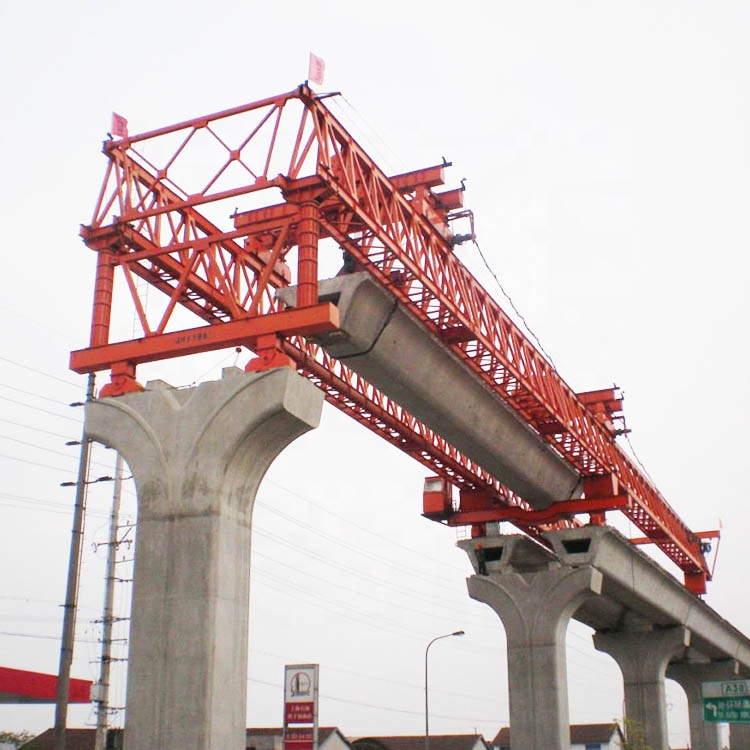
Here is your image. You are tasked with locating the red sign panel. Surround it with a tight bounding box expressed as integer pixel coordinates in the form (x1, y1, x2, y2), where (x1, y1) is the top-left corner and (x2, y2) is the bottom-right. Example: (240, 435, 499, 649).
(285, 701, 314, 723)
(285, 728, 314, 750)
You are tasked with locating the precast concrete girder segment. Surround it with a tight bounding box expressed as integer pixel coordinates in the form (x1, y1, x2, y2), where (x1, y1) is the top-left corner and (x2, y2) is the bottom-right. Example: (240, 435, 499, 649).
(459, 527, 750, 671)
(279, 273, 582, 507)
(545, 526, 750, 668)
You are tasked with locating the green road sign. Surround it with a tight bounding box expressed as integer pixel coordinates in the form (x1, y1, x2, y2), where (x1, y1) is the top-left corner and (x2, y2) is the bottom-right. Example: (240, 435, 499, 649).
(702, 680, 750, 723)
(703, 696, 750, 723)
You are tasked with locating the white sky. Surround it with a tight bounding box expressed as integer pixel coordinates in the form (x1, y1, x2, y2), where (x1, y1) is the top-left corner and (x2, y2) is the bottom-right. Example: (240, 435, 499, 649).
(2, 1, 750, 746)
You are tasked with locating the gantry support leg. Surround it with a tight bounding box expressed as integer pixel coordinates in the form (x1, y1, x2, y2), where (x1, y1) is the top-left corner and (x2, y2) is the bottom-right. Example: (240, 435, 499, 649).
(667, 658, 737, 750)
(459, 536, 602, 750)
(85, 367, 324, 750)
(594, 622, 690, 750)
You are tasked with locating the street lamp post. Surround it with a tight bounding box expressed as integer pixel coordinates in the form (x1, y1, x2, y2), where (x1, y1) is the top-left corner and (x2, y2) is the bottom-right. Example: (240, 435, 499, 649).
(425, 630, 465, 750)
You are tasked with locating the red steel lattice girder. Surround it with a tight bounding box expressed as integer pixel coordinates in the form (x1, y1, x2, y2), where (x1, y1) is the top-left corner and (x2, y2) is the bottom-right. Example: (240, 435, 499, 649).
(72, 85, 709, 592)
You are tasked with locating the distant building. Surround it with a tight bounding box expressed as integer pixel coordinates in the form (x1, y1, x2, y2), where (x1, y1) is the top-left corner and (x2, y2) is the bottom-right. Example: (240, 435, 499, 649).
(22, 726, 350, 750)
(493, 722, 624, 750)
(18, 728, 121, 750)
(247, 727, 353, 750)
(350, 734, 490, 750)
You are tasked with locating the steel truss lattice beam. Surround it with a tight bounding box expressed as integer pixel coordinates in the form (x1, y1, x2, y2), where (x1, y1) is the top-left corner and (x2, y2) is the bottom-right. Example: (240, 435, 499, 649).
(70, 85, 711, 593)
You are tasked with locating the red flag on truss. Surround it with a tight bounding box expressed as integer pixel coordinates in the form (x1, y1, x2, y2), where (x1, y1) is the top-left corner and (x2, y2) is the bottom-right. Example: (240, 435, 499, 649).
(308, 52, 325, 87)
(111, 112, 128, 138)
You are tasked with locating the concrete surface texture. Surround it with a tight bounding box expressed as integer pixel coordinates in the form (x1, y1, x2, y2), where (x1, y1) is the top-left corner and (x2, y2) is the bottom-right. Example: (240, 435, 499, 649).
(731, 723, 750, 749)
(84, 367, 324, 750)
(278, 273, 581, 507)
(667, 660, 736, 750)
(594, 625, 690, 750)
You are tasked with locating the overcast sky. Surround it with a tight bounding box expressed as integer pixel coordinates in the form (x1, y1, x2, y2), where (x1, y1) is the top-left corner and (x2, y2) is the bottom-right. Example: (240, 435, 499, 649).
(2, 1, 750, 747)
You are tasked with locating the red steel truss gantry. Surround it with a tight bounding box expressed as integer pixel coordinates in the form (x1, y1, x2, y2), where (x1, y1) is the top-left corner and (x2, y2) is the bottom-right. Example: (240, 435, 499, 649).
(70, 85, 713, 594)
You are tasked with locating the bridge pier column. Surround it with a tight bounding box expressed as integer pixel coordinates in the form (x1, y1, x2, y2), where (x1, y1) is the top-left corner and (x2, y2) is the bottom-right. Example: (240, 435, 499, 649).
(594, 622, 690, 750)
(460, 536, 602, 750)
(667, 658, 736, 750)
(731, 722, 750, 749)
(85, 367, 324, 750)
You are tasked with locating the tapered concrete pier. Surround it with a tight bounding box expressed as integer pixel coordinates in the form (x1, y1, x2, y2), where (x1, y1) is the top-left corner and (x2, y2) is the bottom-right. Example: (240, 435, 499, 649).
(594, 624, 690, 750)
(85, 367, 324, 750)
(731, 723, 750, 748)
(460, 535, 602, 750)
(666, 659, 736, 750)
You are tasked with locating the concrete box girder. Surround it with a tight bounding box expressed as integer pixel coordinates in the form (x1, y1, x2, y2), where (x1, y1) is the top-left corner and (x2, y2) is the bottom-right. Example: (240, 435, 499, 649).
(544, 527, 750, 668)
(460, 529, 750, 750)
(460, 528, 750, 669)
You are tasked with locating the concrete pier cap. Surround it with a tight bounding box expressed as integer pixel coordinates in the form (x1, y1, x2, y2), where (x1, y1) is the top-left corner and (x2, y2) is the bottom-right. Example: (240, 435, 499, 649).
(278, 272, 581, 507)
(85, 366, 324, 517)
(84, 366, 324, 750)
(457, 531, 558, 576)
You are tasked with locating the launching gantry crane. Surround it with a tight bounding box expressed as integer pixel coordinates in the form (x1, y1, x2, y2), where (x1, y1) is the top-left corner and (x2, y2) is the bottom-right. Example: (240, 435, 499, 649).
(70, 85, 717, 595)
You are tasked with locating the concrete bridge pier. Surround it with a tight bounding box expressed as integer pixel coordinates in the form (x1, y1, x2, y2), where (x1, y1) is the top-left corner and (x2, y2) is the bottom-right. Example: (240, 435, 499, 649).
(460, 536, 602, 750)
(731, 723, 750, 749)
(85, 367, 324, 750)
(666, 658, 737, 750)
(594, 622, 690, 750)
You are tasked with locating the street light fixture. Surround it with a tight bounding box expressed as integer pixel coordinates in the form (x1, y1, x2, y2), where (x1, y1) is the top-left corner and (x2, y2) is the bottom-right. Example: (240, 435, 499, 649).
(425, 630, 465, 750)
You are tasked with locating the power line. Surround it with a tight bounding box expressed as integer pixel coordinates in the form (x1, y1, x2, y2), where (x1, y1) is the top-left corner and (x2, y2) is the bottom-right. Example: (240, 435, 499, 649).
(250, 525, 485, 632)
(0, 452, 71, 473)
(246, 671, 504, 726)
(252, 550, 480, 637)
(260, 480, 464, 577)
(0, 493, 112, 520)
(0, 466, 612, 688)
(0, 434, 84, 463)
(254, 500, 471, 604)
(0, 382, 81, 406)
(249, 646, 503, 708)
(0, 433, 116, 473)
(0, 630, 101, 645)
(323, 690, 502, 725)
(0, 356, 81, 389)
(471, 237, 558, 369)
(0, 395, 82, 423)
(0, 417, 73, 440)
